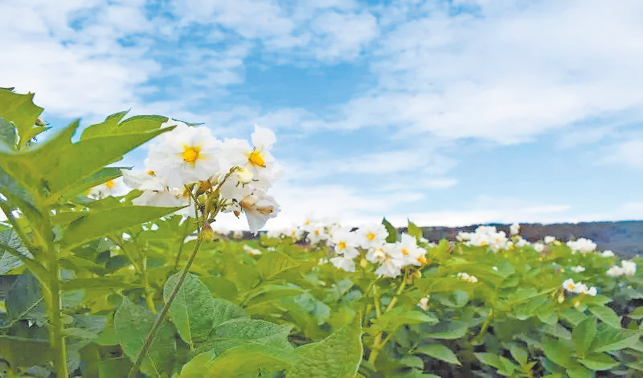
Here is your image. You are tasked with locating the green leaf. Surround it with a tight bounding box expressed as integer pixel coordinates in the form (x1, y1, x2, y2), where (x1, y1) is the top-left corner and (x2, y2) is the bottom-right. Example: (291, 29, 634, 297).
(424, 322, 468, 339)
(415, 343, 460, 365)
(370, 308, 438, 334)
(244, 284, 306, 308)
(61, 166, 128, 199)
(573, 316, 596, 357)
(181, 345, 296, 377)
(113, 297, 176, 377)
(542, 336, 572, 368)
(407, 219, 423, 240)
(257, 251, 302, 280)
(6, 272, 47, 325)
(198, 318, 293, 355)
(60, 205, 183, 249)
(0, 120, 171, 204)
(382, 217, 398, 243)
(0, 88, 44, 149)
(474, 353, 503, 370)
(61, 277, 143, 291)
(579, 353, 618, 370)
(591, 326, 640, 353)
(0, 118, 17, 148)
(200, 276, 238, 301)
(509, 344, 528, 366)
(630, 307, 643, 320)
(0, 336, 52, 368)
(287, 315, 363, 378)
(164, 273, 248, 346)
(588, 305, 621, 329)
(81, 112, 168, 140)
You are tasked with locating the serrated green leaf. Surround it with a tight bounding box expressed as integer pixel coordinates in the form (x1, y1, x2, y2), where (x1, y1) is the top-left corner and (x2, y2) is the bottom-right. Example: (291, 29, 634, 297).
(60, 205, 183, 249)
(80, 110, 130, 140)
(164, 273, 248, 346)
(382, 217, 398, 243)
(579, 353, 618, 370)
(573, 316, 596, 357)
(0, 88, 44, 149)
(0, 121, 171, 204)
(288, 315, 363, 378)
(61, 166, 128, 199)
(415, 343, 460, 365)
(588, 305, 621, 329)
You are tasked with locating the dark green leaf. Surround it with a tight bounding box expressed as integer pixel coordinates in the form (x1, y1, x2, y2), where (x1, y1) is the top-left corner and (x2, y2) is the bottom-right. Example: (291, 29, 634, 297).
(573, 316, 596, 357)
(382, 217, 398, 243)
(415, 343, 460, 365)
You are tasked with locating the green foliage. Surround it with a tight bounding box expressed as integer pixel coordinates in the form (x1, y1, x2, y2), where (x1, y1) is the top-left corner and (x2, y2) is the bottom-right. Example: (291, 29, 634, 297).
(288, 315, 363, 378)
(0, 89, 642, 377)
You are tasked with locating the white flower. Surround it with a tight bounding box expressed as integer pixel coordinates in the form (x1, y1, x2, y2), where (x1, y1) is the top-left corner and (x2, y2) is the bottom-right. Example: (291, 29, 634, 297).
(417, 296, 430, 311)
(146, 123, 224, 188)
(358, 224, 388, 249)
(544, 236, 556, 244)
(283, 226, 304, 241)
(533, 242, 545, 253)
(330, 256, 356, 272)
(238, 191, 280, 234)
(331, 228, 360, 259)
(600, 250, 615, 258)
(396, 234, 428, 266)
(562, 278, 587, 294)
(607, 265, 625, 277)
(88, 177, 128, 199)
(266, 229, 282, 239)
(510, 223, 520, 235)
(365, 246, 386, 264)
(222, 125, 277, 177)
(306, 225, 328, 245)
(243, 244, 262, 255)
(621, 260, 637, 276)
(585, 287, 597, 296)
(515, 237, 530, 248)
(566, 238, 597, 254)
(571, 266, 586, 273)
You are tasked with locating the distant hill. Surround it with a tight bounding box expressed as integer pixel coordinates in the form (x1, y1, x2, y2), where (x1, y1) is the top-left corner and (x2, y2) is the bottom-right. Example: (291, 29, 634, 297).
(413, 221, 643, 257)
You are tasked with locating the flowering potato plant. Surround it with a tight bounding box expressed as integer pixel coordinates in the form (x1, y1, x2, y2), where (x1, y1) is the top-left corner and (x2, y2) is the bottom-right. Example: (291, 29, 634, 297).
(0, 88, 641, 378)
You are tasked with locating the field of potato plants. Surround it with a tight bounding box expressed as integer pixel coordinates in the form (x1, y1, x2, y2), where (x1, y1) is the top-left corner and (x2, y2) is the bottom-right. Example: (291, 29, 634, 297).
(0, 87, 642, 378)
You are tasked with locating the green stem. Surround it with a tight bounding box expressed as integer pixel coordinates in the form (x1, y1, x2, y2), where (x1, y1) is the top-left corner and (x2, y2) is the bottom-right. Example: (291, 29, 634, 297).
(47, 253, 68, 378)
(127, 237, 204, 378)
(173, 219, 191, 271)
(368, 271, 409, 364)
(472, 309, 494, 345)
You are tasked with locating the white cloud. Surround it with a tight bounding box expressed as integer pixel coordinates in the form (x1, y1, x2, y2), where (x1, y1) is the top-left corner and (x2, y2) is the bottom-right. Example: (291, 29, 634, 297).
(310, 11, 379, 60)
(604, 139, 643, 169)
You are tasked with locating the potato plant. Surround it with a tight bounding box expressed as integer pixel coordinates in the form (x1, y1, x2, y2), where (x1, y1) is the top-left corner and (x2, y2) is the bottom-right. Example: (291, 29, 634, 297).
(0, 89, 641, 377)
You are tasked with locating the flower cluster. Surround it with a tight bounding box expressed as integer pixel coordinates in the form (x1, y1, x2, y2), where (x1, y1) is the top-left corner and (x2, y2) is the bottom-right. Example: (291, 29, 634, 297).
(566, 238, 597, 254)
(606, 260, 637, 277)
(120, 119, 282, 233)
(457, 226, 512, 252)
(457, 272, 478, 283)
(562, 278, 597, 296)
(302, 221, 429, 278)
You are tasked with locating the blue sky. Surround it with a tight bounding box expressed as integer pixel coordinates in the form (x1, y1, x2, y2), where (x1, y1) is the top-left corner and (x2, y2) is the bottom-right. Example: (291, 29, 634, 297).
(2, 0, 643, 230)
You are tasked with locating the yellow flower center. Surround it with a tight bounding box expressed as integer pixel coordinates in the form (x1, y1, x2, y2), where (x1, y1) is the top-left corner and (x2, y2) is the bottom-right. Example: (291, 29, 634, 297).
(147, 170, 155, 176)
(402, 248, 409, 256)
(105, 180, 115, 189)
(338, 242, 346, 251)
(182, 146, 201, 164)
(314, 230, 320, 236)
(367, 232, 375, 241)
(418, 256, 428, 265)
(248, 149, 266, 167)
(569, 284, 575, 290)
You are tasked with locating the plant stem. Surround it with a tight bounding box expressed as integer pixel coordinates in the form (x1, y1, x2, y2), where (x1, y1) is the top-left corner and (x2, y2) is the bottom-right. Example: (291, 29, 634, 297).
(173, 219, 191, 271)
(368, 271, 409, 364)
(47, 252, 68, 378)
(127, 237, 204, 378)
